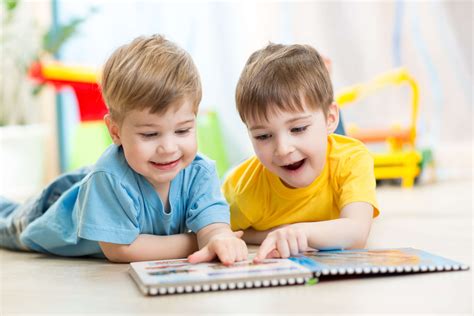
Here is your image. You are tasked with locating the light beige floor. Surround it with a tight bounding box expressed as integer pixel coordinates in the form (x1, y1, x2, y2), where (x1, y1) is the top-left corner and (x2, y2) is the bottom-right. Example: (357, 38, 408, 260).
(1, 174, 472, 314)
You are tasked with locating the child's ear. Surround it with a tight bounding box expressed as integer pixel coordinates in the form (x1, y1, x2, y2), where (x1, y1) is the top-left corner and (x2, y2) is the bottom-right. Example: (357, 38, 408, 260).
(326, 102, 340, 135)
(104, 114, 122, 145)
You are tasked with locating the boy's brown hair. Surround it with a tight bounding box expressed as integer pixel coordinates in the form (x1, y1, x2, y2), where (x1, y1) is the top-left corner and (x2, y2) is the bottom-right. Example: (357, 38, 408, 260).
(235, 43, 333, 124)
(100, 34, 202, 123)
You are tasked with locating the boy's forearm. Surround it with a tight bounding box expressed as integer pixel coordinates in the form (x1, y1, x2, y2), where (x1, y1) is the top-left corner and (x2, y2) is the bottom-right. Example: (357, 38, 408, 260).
(296, 218, 372, 250)
(100, 233, 198, 263)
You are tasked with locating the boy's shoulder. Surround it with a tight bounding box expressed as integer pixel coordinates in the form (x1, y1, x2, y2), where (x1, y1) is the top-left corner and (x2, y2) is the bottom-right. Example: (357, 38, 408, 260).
(222, 156, 266, 194)
(91, 144, 131, 177)
(176, 153, 221, 196)
(85, 145, 140, 190)
(328, 134, 371, 159)
(327, 134, 374, 177)
(175, 153, 221, 188)
(186, 152, 218, 176)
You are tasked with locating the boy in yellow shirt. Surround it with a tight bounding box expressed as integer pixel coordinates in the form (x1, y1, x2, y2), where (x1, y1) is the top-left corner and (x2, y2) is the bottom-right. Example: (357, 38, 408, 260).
(222, 43, 379, 262)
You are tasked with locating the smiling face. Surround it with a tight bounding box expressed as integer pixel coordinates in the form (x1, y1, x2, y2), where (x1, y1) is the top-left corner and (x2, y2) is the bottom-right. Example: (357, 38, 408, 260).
(105, 99, 197, 192)
(246, 102, 339, 188)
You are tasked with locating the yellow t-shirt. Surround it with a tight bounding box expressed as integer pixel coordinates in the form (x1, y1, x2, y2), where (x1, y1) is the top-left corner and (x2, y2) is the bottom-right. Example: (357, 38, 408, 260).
(222, 134, 379, 231)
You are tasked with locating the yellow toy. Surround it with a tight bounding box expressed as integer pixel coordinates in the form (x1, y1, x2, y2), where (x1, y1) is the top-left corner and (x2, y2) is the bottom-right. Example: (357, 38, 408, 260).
(335, 68, 425, 188)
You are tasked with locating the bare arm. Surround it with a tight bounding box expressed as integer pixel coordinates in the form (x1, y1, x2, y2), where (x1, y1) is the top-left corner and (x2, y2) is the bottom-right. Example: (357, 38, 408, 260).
(301, 202, 373, 250)
(254, 202, 374, 261)
(99, 233, 198, 263)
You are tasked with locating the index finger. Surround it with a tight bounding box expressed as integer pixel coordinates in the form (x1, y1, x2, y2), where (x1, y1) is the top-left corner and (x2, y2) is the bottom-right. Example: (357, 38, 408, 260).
(214, 243, 234, 266)
(253, 237, 276, 263)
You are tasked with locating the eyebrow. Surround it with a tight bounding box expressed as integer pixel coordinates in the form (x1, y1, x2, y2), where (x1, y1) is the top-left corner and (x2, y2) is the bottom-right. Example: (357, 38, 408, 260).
(134, 118, 195, 128)
(249, 114, 312, 131)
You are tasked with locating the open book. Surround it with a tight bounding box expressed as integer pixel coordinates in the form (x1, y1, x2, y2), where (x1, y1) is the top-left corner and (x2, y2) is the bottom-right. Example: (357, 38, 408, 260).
(291, 247, 469, 277)
(129, 248, 469, 296)
(129, 257, 315, 295)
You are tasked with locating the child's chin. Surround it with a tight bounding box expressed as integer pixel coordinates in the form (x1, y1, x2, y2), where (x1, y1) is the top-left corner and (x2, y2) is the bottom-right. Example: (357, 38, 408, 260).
(292, 181, 313, 189)
(288, 174, 318, 188)
(279, 177, 311, 189)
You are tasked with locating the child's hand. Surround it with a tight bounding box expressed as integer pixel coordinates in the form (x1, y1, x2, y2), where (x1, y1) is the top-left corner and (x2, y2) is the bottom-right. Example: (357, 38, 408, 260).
(188, 231, 248, 265)
(253, 224, 308, 263)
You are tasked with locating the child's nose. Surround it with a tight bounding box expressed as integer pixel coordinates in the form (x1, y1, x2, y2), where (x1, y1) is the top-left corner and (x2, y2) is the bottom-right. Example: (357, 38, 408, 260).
(156, 136, 177, 154)
(274, 137, 294, 157)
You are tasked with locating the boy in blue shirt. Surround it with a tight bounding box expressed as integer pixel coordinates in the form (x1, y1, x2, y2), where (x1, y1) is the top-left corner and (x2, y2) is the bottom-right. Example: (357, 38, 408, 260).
(0, 34, 247, 264)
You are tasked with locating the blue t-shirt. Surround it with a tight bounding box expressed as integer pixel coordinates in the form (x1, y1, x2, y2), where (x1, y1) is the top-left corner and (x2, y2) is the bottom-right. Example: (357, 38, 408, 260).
(20, 145, 230, 257)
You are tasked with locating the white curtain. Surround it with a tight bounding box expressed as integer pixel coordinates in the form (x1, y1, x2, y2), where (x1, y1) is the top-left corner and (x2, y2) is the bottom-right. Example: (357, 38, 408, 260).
(58, 0, 472, 167)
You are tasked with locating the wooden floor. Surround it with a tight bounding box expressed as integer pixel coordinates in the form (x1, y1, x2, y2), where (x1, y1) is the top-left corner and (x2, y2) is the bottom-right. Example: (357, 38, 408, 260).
(1, 155, 472, 314)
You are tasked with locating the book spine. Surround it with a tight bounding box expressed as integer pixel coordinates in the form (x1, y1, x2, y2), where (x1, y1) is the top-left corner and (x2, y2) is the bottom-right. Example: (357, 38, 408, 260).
(314, 263, 469, 277)
(147, 276, 312, 296)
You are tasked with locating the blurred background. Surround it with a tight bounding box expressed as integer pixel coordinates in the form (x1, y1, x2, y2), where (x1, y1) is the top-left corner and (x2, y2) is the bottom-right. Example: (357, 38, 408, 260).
(0, 0, 472, 200)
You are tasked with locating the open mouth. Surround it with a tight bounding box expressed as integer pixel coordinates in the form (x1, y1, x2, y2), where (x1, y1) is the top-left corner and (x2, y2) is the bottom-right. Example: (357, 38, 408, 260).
(150, 157, 181, 170)
(281, 159, 305, 171)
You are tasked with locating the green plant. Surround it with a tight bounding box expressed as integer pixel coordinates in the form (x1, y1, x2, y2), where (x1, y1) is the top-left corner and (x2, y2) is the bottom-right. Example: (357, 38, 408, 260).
(0, 0, 95, 125)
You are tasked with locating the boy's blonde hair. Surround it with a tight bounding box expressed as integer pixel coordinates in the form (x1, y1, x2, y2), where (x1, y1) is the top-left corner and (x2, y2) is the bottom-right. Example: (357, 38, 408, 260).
(100, 34, 202, 123)
(236, 43, 333, 124)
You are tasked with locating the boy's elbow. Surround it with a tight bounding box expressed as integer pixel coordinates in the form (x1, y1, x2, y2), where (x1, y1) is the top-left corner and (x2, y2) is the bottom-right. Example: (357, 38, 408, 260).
(104, 252, 130, 263)
(344, 235, 368, 249)
(349, 220, 372, 249)
(100, 242, 133, 263)
(350, 236, 368, 249)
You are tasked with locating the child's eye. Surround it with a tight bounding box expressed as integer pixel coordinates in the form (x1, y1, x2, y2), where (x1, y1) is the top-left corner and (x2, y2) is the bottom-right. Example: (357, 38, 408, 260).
(175, 128, 191, 135)
(254, 134, 271, 141)
(140, 133, 158, 138)
(291, 125, 309, 133)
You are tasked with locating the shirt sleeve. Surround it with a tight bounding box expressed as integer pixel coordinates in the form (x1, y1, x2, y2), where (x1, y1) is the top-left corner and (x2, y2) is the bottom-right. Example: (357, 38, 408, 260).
(185, 163, 230, 233)
(76, 172, 140, 244)
(337, 150, 380, 217)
